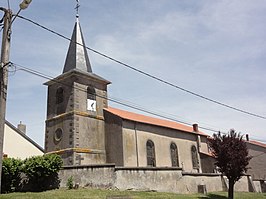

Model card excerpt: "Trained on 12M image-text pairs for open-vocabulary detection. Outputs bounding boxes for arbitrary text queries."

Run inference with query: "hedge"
[1,154,63,193]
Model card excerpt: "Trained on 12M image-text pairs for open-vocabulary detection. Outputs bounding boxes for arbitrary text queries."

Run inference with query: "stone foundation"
[59,165,261,194]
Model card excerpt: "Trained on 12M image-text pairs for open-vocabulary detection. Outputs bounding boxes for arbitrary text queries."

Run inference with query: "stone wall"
[104,111,124,166]
[121,120,206,172]
[253,180,266,193]
[114,167,183,193]
[59,164,115,188]
[180,173,224,193]
[59,165,255,194]
[246,142,266,181]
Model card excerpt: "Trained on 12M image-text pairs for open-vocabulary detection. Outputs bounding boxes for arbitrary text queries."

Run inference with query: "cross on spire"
[63,3,93,74]
[75,0,80,18]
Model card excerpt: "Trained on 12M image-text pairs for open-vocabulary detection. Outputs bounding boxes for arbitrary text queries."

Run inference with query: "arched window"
[170,142,179,167]
[191,145,199,169]
[56,87,64,104]
[146,140,156,167]
[87,86,96,111]
[87,86,96,100]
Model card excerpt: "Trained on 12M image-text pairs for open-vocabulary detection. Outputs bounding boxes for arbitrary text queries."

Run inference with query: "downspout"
[134,122,139,167]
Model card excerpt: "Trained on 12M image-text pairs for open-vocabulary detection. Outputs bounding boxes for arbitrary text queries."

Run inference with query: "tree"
[207,129,251,199]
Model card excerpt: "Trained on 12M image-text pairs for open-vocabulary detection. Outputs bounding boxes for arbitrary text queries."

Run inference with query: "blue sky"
[1,0,266,147]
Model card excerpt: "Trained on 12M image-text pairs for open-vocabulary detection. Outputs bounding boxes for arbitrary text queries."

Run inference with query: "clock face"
[87,99,96,111]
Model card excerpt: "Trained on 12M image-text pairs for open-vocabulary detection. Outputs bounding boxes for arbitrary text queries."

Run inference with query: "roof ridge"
[104,107,207,136]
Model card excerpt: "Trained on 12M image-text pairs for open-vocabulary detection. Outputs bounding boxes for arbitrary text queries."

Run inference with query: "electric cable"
[11,62,220,134]
[10,62,266,144]
[15,15,266,120]
[7,0,10,10]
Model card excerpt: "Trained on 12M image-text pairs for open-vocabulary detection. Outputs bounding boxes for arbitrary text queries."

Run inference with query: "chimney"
[193,124,199,132]
[246,134,249,141]
[18,121,26,134]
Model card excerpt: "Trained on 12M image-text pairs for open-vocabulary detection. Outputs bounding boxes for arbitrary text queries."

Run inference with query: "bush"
[1,158,23,193]
[22,154,63,192]
[1,154,63,192]
[67,176,74,189]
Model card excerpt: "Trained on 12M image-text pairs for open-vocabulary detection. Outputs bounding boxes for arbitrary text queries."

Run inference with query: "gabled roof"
[63,17,92,73]
[5,121,44,152]
[104,107,207,136]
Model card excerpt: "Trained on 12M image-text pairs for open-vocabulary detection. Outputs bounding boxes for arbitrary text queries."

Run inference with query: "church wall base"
[59,165,256,194]
[59,164,116,189]
[253,180,262,192]
[114,167,183,193]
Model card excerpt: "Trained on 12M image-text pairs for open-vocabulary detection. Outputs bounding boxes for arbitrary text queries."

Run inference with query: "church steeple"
[45,1,110,166]
[63,16,92,73]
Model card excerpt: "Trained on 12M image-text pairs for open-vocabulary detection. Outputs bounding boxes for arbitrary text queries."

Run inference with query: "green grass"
[0,188,265,199]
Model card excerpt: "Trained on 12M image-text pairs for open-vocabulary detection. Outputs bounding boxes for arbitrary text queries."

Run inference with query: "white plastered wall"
[3,124,43,159]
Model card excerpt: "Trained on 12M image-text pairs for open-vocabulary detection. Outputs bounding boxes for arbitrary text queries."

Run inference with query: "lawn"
[0,188,265,199]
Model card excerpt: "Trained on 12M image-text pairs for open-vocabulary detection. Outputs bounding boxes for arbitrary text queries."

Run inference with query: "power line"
[12,62,194,126]
[7,0,10,10]
[15,15,266,120]
[11,62,217,133]
[0,13,4,33]
[9,62,266,144]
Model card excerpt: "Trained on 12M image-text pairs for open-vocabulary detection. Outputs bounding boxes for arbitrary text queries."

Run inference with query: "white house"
[3,121,44,159]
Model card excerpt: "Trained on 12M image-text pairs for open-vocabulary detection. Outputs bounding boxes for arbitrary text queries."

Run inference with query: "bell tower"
[44,12,110,166]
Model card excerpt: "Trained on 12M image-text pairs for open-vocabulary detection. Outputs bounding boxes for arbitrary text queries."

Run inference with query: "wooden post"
[0,8,12,193]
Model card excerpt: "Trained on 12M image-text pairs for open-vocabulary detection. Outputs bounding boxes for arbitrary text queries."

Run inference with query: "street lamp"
[0,0,32,193]
[20,0,32,10]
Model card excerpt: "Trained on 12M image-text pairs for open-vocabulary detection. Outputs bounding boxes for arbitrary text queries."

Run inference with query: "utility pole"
[0,7,12,193]
[0,0,32,193]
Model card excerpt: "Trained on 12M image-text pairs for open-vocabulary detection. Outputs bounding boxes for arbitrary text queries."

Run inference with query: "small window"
[146,140,156,167]
[56,87,64,104]
[87,86,96,100]
[191,145,199,168]
[170,142,179,167]
[87,86,96,111]
[54,128,63,142]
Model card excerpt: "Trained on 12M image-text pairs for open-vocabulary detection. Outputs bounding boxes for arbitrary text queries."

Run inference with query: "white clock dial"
[87,99,96,111]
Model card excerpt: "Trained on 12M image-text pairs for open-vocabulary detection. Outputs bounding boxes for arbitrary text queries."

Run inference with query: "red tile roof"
[104,107,208,136]
[200,151,215,157]
[247,140,266,149]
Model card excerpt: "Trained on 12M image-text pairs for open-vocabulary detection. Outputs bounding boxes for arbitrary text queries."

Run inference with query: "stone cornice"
[46,110,104,122]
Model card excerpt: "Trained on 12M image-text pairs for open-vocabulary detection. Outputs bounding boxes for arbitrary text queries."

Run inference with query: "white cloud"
[1,0,266,146]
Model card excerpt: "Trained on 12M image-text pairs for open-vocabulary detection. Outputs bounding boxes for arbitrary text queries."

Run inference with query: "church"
[44,13,266,193]
[44,15,212,172]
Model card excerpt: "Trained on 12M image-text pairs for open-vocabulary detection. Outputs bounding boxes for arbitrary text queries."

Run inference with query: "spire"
[63,16,92,73]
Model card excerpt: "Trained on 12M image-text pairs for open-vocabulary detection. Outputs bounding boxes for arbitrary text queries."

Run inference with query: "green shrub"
[1,158,23,193]
[1,154,63,192]
[67,176,74,189]
[22,154,63,192]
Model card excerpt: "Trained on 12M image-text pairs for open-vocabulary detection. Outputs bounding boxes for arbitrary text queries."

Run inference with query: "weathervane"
[75,0,80,18]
